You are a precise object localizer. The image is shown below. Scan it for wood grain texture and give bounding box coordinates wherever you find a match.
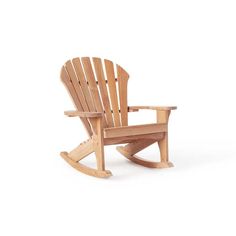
[60,57,176,177]
[81,57,107,127]
[119,139,157,155]
[129,106,177,111]
[61,66,92,136]
[68,139,94,161]
[64,110,103,118]
[93,57,114,127]
[104,133,164,145]
[117,64,129,126]
[61,152,112,177]
[116,147,173,168]
[93,116,105,171]
[65,60,89,112]
[157,110,170,162]
[104,59,121,127]
[72,58,95,111]
[104,123,167,138]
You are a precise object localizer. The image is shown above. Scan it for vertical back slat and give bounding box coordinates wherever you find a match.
[93,57,114,127]
[81,57,107,127]
[117,65,129,126]
[60,66,92,136]
[65,60,89,112]
[104,59,121,127]
[72,58,96,111]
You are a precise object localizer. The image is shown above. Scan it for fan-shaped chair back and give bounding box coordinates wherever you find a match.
[61,57,129,136]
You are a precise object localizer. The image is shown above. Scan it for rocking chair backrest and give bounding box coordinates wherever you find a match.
[61,57,129,136]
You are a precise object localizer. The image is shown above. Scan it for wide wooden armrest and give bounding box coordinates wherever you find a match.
[129,106,177,111]
[64,110,103,118]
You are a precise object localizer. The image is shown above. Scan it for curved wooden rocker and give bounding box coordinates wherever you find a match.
[60,152,112,178]
[60,57,177,177]
[116,151,173,168]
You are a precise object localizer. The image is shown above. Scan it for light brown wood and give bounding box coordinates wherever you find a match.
[104,133,164,145]
[116,147,173,168]
[92,116,105,171]
[93,57,114,127]
[61,66,92,136]
[65,61,89,112]
[68,138,94,161]
[60,57,176,177]
[64,110,103,118]
[104,59,121,127]
[81,57,107,127]
[157,110,170,163]
[128,107,139,112]
[157,110,170,123]
[61,152,112,178]
[117,64,129,126]
[129,106,177,111]
[118,139,157,155]
[104,123,167,139]
[72,58,96,111]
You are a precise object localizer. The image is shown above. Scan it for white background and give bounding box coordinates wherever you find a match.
[0,0,236,235]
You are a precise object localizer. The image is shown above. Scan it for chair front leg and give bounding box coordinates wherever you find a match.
[90,116,105,171]
[158,132,169,163]
[156,110,173,165]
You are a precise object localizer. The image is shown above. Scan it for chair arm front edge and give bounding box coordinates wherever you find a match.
[64,110,104,118]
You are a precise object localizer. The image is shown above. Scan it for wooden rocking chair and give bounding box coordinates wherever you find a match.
[60,57,177,177]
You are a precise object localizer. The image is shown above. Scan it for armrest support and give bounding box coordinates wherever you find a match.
[128,106,177,111]
[64,110,103,118]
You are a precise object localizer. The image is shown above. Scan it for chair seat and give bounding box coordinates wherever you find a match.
[104,123,167,139]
